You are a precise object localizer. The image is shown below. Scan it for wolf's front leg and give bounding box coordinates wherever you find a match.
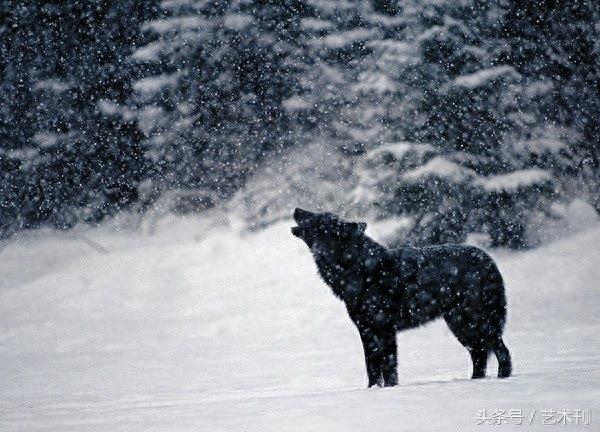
[358,328,384,387]
[381,329,398,387]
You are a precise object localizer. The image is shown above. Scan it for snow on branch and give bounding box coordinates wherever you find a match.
[475,169,554,192]
[452,66,520,90]
[402,156,477,183]
[318,29,380,50]
[133,73,181,96]
[142,16,208,34]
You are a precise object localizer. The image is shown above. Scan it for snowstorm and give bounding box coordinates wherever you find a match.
[1,1,599,430]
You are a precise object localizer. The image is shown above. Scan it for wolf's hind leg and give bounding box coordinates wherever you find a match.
[444,312,489,379]
[491,337,512,378]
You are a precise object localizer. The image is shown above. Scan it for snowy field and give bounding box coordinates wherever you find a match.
[1,215,599,431]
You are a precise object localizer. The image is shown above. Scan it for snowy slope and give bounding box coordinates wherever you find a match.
[1,218,599,431]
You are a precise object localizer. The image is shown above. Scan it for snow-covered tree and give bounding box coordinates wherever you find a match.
[1,2,154,236]
[297,0,400,154]
[500,0,600,213]
[132,0,312,200]
[349,0,565,247]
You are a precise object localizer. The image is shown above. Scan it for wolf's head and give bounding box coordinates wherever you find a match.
[291,208,367,250]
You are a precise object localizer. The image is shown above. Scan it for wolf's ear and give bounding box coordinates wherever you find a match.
[350,221,367,234]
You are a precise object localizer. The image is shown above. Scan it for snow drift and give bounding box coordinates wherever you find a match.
[1,217,599,431]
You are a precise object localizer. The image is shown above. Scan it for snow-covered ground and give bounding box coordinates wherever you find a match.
[1,216,599,431]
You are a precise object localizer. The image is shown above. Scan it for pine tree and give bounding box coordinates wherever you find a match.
[296,0,401,153]
[0,2,38,235]
[500,0,600,213]
[132,0,311,201]
[351,0,562,247]
[1,1,154,235]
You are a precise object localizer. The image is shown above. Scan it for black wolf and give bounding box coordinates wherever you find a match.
[291,208,512,387]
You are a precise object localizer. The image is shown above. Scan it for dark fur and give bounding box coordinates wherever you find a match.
[292,208,512,387]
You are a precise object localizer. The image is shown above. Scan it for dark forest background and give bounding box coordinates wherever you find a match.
[1,0,599,247]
